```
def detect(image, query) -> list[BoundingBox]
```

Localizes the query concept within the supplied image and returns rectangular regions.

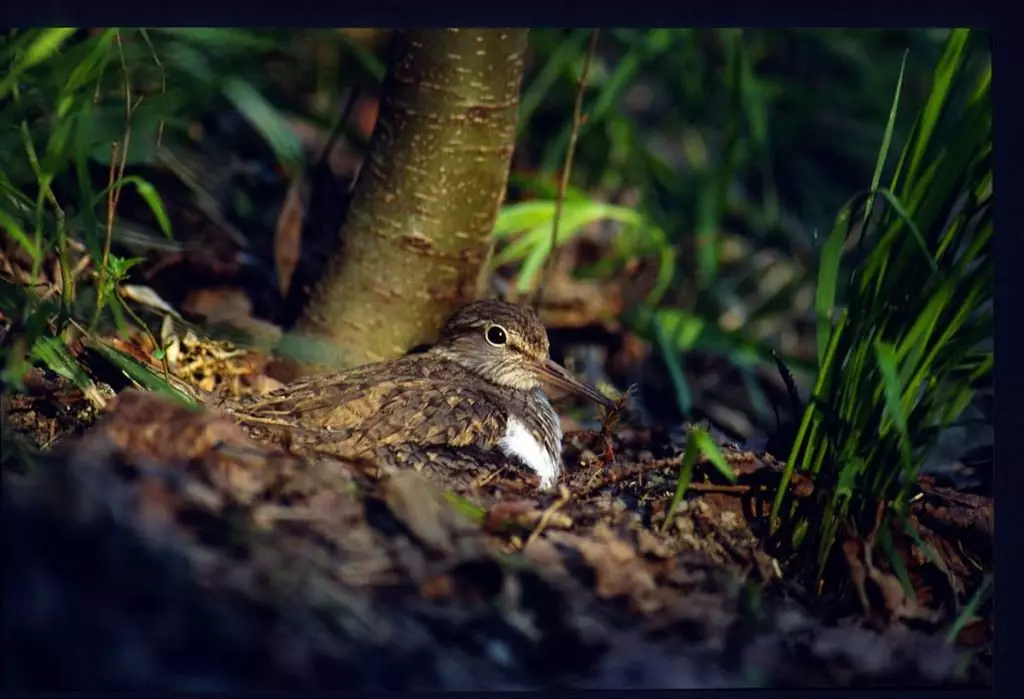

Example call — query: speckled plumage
[233,300,613,489]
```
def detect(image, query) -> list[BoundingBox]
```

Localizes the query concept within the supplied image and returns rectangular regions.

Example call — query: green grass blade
[653,316,693,418]
[873,341,905,433]
[816,209,852,365]
[62,29,116,96]
[946,574,992,644]
[223,78,304,172]
[0,28,78,99]
[662,425,736,534]
[0,208,41,266]
[86,339,198,407]
[874,188,938,273]
[874,339,914,470]
[93,176,174,238]
[442,491,487,526]
[690,428,736,482]
[863,50,907,227]
[661,432,701,532]
[877,525,916,601]
[905,29,969,189]
[29,336,97,396]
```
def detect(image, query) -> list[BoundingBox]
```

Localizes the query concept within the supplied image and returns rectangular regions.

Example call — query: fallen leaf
[274,175,307,295]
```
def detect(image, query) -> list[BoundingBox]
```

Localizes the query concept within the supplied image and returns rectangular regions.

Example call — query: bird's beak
[532,358,618,411]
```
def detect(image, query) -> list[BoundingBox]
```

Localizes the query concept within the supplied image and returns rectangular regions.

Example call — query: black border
[0,0,1000,30]
[991,21,1020,694]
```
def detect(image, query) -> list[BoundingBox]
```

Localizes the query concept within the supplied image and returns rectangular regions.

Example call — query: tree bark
[293,29,528,373]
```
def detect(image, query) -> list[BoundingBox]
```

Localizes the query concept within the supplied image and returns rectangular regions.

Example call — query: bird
[231,299,617,490]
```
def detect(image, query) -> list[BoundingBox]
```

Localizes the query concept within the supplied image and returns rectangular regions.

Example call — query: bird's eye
[485,324,508,346]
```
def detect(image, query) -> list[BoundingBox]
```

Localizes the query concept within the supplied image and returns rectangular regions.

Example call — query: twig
[94,30,137,328]
[102,140,120,273]
[138,29,166,147]
[473,464,508,488]
[37,250,94,304]
[532,29,599,310]
[525,484,571,548]
[109,29,135,248]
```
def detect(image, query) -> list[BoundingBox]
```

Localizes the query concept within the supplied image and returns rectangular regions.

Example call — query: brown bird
[233,299,616,490]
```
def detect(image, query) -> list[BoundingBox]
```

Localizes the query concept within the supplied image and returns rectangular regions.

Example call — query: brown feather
[236,354,510,457]
[229,299,609,488]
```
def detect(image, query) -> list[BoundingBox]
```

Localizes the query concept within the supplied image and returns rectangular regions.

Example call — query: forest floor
[2,351,992,689]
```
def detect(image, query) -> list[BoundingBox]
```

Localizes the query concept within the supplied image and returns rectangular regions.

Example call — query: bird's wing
[236,359,508,454]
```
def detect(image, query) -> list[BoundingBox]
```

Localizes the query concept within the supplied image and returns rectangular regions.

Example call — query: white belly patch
[498,416,561,490]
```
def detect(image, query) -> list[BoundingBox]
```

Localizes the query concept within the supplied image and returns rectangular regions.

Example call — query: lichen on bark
[293,29,529,373]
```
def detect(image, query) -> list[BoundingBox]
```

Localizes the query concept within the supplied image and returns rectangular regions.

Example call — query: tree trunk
[292,29,528,373]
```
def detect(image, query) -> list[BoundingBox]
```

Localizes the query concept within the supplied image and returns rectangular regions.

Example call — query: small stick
[532,29,600,310]
[474,464,509,488]
[525,484,571,548]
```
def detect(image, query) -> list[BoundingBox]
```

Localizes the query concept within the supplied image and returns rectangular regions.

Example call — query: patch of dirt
[3,389,991,689]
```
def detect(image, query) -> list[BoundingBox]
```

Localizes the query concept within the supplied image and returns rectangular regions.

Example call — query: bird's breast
[497,391,563,490]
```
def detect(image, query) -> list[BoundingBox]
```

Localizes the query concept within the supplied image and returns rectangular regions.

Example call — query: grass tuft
[769,29,991,585]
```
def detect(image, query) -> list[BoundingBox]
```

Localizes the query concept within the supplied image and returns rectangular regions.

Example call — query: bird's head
[433,299,616,410]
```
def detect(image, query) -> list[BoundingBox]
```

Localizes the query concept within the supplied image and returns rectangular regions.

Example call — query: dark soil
[2,384,991,690]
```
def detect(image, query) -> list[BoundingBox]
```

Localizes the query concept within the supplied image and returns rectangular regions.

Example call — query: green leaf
[516,235,555,291]
[491,199,647,291]
[334,31,387,82]
[493,201,561,238]
[126,178,172,238]
[157,28,280,51]
[506,172,590,202]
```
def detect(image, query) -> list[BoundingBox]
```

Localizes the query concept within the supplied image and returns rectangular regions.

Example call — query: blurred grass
[0,27,381,399]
